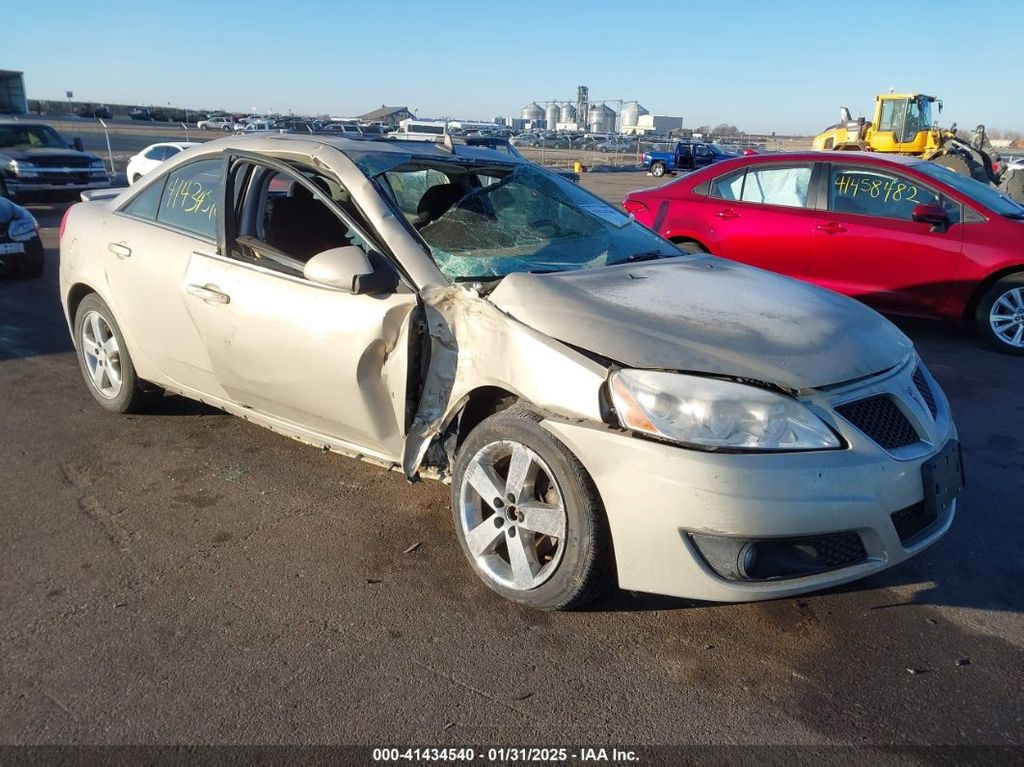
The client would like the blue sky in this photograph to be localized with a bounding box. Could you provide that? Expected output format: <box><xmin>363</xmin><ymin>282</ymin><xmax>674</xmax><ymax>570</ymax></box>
<box><xmin>10</xmin><ymin>0</ymin><xmax>1023</xmax><ymax>134</ymax></box>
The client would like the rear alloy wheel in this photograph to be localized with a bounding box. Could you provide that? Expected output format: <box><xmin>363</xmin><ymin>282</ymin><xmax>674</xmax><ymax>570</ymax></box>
<box><xmin>977</xmin><ymin>275</ymin><xmax>1024</xmax><ymax>355</ymax></box>
<box><xmin>74</xmin><ymin>294</ymin><xmax>162</xmax><ymax>411</ymax></box>
<box><xmin>650</xmin><ymin>161</ymin><xmax>666</xmax><ymax>177</ymax></box>
<box><xmin>451</xmin><ymin>407</ymin><xmax>612</xmax><ymax>610</ymax></box>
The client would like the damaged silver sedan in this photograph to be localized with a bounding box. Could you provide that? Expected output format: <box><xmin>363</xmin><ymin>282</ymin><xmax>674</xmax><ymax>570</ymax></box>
<box><xmin>59</xmin><ymin>134</ymin><xmax>963</xmax><ymax>609</ymax></box>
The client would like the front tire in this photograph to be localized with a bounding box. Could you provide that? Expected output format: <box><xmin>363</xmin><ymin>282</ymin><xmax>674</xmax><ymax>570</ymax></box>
<box><xmin>74</xmin><ymin>293</ymin><xmax>163</xmax><ymax>412</ymax></box>
<box><xmin>976</xmin><ymin>274</ymin><xmax>1024</xmax><ymax>355</ymax></box>
<box><xmin>450</xmin><ymin>406</ymin><xmax>613</xmax><ymax>610</ymax></box>
<box><xmin>17</xmin><ymin>239</ymin><xmax>44</xmax><ymax>279</ymax></box>
<box><xmin>650</xmin><ymin>161</ymin><xmax>666</xmax><ymax>177</ymax></box>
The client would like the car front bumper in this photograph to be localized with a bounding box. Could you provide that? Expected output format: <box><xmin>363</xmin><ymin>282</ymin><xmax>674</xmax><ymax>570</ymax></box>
<box><xmin>541</xmin><ymin>414</ymin><xmax>957</xmax><ymax>602</ymax></box>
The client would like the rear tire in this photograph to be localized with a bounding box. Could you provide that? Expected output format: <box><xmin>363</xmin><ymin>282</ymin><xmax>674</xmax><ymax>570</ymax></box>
<box><xmin>673</xmin><ymin>239</ymin><xmax>707</xmax><ymax>254</ymax></box>
<box><xmin>650</xmin><ymin>161</ymin><xmax>666</xmax><ymax>177</ymax></box>
<box><xmin>74</xmin><ymin>293</ymin><xmax>163</xmax><ymax>412</ymax></box>
<box><xmin>450</xmin><ymin>406</ymin><xmax>613</xmax><ymax>610</ymax></box>
<box><xmin>976</xmin><ymin>274</ymin><xmax>1024</xmax><ymax>355</ymax></box>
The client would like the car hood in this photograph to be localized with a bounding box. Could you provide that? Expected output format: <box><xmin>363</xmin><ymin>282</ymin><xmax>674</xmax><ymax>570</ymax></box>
<box><xmin>0</xmin><ymin>147</ymin><xmax>101</xmax><ymax>163</ymax></box>
<box><xmin>486</xmin><ymin>256</ymin><xmax>913</xmax><ymax>390</ymax></box>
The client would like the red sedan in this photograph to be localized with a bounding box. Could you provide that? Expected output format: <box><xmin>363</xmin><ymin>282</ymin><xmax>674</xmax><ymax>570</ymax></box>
<box><xmin>623</xmin><ymin>152</ymin><xmax>1024</xmax><ymax>354</ymax></box>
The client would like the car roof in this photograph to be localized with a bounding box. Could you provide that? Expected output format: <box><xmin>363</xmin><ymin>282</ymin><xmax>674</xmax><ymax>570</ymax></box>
<box><xmin>147</xmin><ymin>141</ymin><xmax>202</xmax><ymax>149</ymax></box>
<box><xmin>200</xmin><ymin>132</ymin><xmax>526</xmax><ymax>165</ymax></box>
<box><xmin>726</xmin><ymin>150</ymin><xmax>925</xmax><ymax>166</ymax></box>
<box><xmin>0</xmin><ymin>120</ymin><xmax>52</xmax><ymax>128</ymax></box>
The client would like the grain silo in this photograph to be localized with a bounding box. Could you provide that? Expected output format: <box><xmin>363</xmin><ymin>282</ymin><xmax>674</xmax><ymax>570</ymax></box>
<box><xmin>587</xmin><ymin>103</ymin><xmax>616</xmax><ymax>134</ymax></box>
<box><xmin>521</xmin><ymin>102</ymin><xmax>545</xmax><ymax>124</ymax></box>
<box><xmin>545</xmin><ymin>103</ymin><xmax>560</xmax><ymax>130</ymax></box>
<box><xmin>620</xmin><ymin>101</ymin><xmax>648</xmax><ymax>132</ymax></box>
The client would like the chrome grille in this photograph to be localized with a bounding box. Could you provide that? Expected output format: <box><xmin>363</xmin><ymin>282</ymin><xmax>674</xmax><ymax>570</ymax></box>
<box><xmin>835</xmin><ymin>395</ymin><xmax>919</xmax><ymax>450</ymax></box>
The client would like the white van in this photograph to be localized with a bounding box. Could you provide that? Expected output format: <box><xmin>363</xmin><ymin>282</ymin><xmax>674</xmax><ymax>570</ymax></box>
<box><xmin>387</xmin><ymin>119</ymin><xmax>448</xmax><ymax>142</ymax></box>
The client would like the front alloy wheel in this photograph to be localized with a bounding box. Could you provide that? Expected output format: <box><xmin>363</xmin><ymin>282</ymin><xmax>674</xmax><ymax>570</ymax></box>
<box><xmin>458</xmin><ymin>440</ymin><xmax>568</xmax><ymax>591</ymax></box>
<box><xmin>451</xmin><ymin>406</ymin><xmax>612</xmax><ymax>610</ymax></box>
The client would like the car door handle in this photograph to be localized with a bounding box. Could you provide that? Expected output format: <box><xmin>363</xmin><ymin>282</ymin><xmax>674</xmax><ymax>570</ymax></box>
<box><xmin>186</xmin><ymin>284</ymin><xmax>231</xmax><ymax>305</ymax></box>
<box><xmin>816</xmin><ymin>222</ymin><xmax>847</xmax><ymax>234</ymax></box>
<box><xmin>107</xmin><ymin>242</ymin><xmax>131</xmax><ymax>259</ymax></box>
<box><xmin>716</xmin><ymin>209</ymin><xmax>739</xmax><ymax>220</ymax></box>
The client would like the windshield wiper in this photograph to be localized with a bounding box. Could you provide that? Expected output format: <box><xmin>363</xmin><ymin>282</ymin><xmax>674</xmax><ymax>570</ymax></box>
<box><xmin>607</xmin><ymin>250</ymin><xmax>676</xmax><ymax>267</ymax></box>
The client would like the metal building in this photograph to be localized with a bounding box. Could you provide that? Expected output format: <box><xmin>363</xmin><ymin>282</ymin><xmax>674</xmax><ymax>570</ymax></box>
<box><xmin>559</xmin><ymin>102</ymin><xmax>576</xmax><ymax>124</ymax></box>
<box><xmin>0</xmin><ymin>70</ymin><xmax>28</xmax><ymax>114</ymax></box>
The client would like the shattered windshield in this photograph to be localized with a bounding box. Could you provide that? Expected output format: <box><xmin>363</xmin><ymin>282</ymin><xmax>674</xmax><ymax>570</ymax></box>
<box><xmin>358</xmin><ymin>152</ymin><xmax>681</xmax><ymax>280</ymax></box>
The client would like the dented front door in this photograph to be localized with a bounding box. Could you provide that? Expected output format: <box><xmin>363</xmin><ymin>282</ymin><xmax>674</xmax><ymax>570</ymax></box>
<box><xmin>182</xmin><ymin>252</ymin><xmax>418</xmax><ymax>460</ymax></box>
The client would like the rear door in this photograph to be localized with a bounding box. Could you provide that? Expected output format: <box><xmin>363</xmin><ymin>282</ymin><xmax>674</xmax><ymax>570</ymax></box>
<box><xmin>675</xmin><ymin>144</ymin><xmax>694</xmax><ymax>170</ymax></box>
<box><xmin>102</xmin><ymin>157</ymin><xmax>228</xmax><ymax>397</ymax></box>
<box><xmin>181</xmin><ymin>152</ymin><xmax>419</xmax><ymax>460</ymax></box>
<box><xmin>703</xmin><ymin>161</ymin><xmax>819</xmax><ymax>278</ymax></box>
<box><xmin>808</xmin><ymin>162</ymin><xmax>964</xmax><ymax>315</ymax></box>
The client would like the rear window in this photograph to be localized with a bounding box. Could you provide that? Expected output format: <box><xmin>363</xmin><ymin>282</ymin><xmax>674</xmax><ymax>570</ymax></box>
<box><xmin>709</xmin><ymin>165</ymin><xmax>812</xmax><ymax>208</ymax></box>
<box><xmin>156</xmin><ymin>158</ymin><xmax>221</xmax><ymax>239</ymax></box>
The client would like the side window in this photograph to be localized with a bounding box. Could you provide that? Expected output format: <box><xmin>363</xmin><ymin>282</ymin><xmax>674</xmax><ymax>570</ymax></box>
<box><xmin>230</xmin><ymin>162</ymin><xmax>367</xmax><ymax>276</ymax></box>
<box><xmin>156</xmin><ymin>158</ymin><xmax>222</xmax><ymax>239</ymax></box>
<box><xmin>121</xmin><ymin>179</ymin><xmax>165</xmax><ymax>222</ymax></box>
<box><xmin>144</xmin><ymin>147</ymin><xmax>164</xmax><ymax>160</ymax></box>
<box><xmin>709</xmin><ymin>169</ymin><xmax>745</xmax><ymax>201</ymax></box>
<box><xmin>829</xmin><ymin>166</ymin><xmax>955</xmax><ymax>222</ymax></box>
<box><xmin>878</xmin><ymin>100</ymin><xmax>897</xmax><ymax>132</ymax></box>
<box><xmin>740</xmin><ymin>165</ymin><xmax>812</xmax><ymax>208</ymax></box>
<box><xmin>694</xmin><ymin>145</ymin><xmax>712</xmax><ymax>159</ymax></box>
<box><xmin>164</xmin><ymin>146</ymin><xmax>182</xmax><ymax>160</ymax></box>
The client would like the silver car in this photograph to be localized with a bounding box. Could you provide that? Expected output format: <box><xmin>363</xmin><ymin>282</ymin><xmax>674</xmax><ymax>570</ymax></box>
<box><xmin>59</xmin><ymin>135</ymin><xmax>962</xmax><ymax>609</ymax></box>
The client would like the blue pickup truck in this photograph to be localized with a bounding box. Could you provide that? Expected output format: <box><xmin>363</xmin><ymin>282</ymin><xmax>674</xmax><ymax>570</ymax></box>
<box><xmin>642</xmin><ymin>141</ymin><xmax>737</xmax><ymax>177</ymax></box>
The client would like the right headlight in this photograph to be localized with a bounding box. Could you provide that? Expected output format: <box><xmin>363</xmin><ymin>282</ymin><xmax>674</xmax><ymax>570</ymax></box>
<box><xmin>608</xmin><ymin>369</ymin><xmax>841</xmax><ymax>452</ymax></box>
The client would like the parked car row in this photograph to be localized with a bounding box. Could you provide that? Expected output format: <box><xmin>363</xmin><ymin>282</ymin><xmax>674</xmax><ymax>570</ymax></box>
<box><xmin>624</xmin><ymin>151</ymin><xmax>1024</xmax><ymax>353</ymax></box>
<box><xmin>58</xmin><ymin>134</ymin><xmax>962</xmax><ymax>611</ymax></box>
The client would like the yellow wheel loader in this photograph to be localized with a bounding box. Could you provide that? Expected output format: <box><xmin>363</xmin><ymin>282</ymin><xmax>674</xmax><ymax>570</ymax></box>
<box><xmin>813</xmin><ymin>93</ymin><xmax>1023</xmax><ymax>203</ymax></box>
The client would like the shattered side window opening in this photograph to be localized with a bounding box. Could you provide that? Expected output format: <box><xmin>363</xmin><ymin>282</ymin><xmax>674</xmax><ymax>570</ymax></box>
<box><xmin>364</xmin><ymin>157</ymin><xmax>680</xmax><ymax>281</ymax></box>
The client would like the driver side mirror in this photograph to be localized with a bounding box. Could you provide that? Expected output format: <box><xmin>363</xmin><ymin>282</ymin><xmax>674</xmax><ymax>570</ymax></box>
<box><xmin>304</xmin><ymin>246</ymin><xmax>395</xmax><ymax>294</ymax></box>
<box><xmin>72</xmin><ymin>137</ymin><xmax>84</xmax><ymax>152</ymax></box>
<box><xmin>911</xmin><ymin>203</ymin><xmax>950</xmax><ymax>232</ymax></box>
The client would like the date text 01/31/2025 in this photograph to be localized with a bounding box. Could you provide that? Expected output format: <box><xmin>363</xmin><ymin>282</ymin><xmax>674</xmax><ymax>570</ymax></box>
<box><xmin>371</xmin><ymin>746</ymin><xmax>640</xmax><ymax>762</ymax></box>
